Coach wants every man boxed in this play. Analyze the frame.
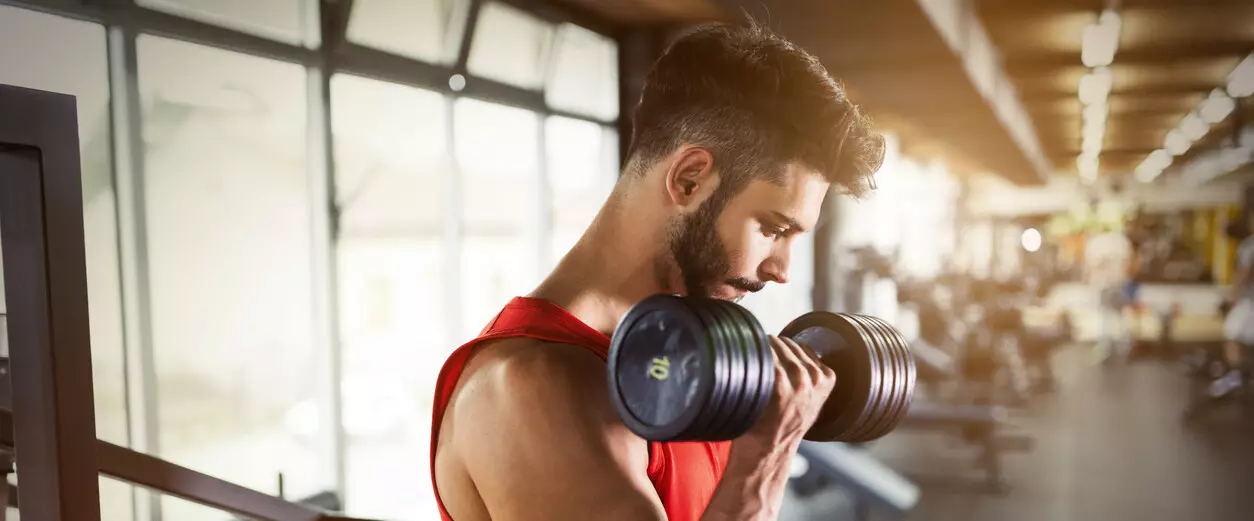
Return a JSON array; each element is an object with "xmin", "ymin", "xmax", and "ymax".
[
  {"xmin": 430, "ymin": 23, "xmax": 884, "ymax": 521},
  {"xmin": 1214, "ymin": 211, "xmax": 1254, "ymax": 397},
  {"xmin": 1085, "ymin": 221, "xmax": 1135, "ymax": 363}
]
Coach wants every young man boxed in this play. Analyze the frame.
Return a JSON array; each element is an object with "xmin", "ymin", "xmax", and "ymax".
[
  {"xmin": 1214, "ymin": 212, "xmax": 1254, "ymax": 397},
  {"xmin": 430, "ymin": 23, "xmax": 885, "ymax": 521}
]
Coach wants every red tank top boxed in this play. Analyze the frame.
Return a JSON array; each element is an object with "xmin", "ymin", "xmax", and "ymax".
[{"xmin": 430, "ymin": 297, "xmax": 731, "ymax": 521}]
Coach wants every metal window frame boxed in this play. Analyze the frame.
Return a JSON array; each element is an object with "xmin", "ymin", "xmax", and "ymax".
[
  {"xmin": 0, "ymin": 0, "xmax": 629, "ymax": 519},
  {"xmin": 0, "ymin": 83, "xmax": 103, "ymax": 521}
]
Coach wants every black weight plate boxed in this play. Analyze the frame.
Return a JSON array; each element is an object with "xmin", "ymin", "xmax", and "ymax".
[
  {"xmin": 840, "ymin": 313, "xmax": 897, "ymax": 441},
  {"xmin": 780, "ymin": 312, "xmax": 879, "ymax": 442},
  {"xmin": 723, "ymin": 300, "xmax": 769, "ymax": 440},
  {"xmin": 705, "ymin": 299, "xmax": 751, "ymax": 441},
  {"xmin": 679, "ymin": 297, "xmax": 736, "ymax": 440},
  {"xmin": 877, "ymin": 316, "xmax": 927, "ymax": 429},
  {"xmin": 861, "ymin": 314, "xmax": 915, "ymax": 441},
  {"xmin": 852, "ymin": 315, "xmax": 911, "ymax": 441},
  {"xmin": 720, "ymin": 300, "xmax": 772, "ymax": 438},
  {"xmin": 862, "ymin": 315, "xmax": 911, "ymax": 440},
  {"xmin": 608, "ymin": 294, "xmax": 712, "ymax": 441},
  {"xmin": 710, "ymin": 299, "xmax": 761, "ymax": 440}
]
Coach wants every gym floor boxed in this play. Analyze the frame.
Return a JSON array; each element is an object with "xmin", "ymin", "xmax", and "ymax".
[{"xmin": 785, "ymin": 345, "xmax": 1254, "ymax": 521}]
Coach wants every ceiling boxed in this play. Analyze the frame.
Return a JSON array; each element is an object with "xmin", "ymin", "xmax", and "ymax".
[
  {"xmin": 552, "ymin": 0, "xmax": 1253, "ymax": 185},
  {"xmin": 978, "ymin": 0, "xmax": 1254, "ymax": 180}
]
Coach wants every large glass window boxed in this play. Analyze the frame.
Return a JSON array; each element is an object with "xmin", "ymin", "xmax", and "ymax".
[
  {"xmin": 330, "ymin": 74, "xmax": 450, "ymax": 520},
  {"xmin": 348, "ymin": 0, "xmax": 461, "ymax": 64},
  {"xmin": 467, "ymin": 2, "xmax": 554, "ymax": 90},
  {"xmin": 544, "ymin": 116, "xmax": 618, "ymax": 269},
  {"xmin": 0, "ymin": 6, "xmax": 133, "ymax": 520},
  {"xmin": 136, "ymin": 35, "xmax": 324, "ymax": 519},
  {"xmin": 455, "ymin": 98, "xmax": 542, "ymax": 340},
  {"xmin": 546, "ymin": 23, "xmax": 619, "ymax": 121},
  {"xmin": 137, "ymin": 0, "xmax": 316, "ymax": 46}
]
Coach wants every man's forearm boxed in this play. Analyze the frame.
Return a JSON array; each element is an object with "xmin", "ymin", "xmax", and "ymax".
[{"xmin": 699, "ymin": 443, "xmax": 797, "ymax": 521}]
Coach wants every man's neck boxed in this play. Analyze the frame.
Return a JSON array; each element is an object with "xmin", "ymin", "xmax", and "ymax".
[{"xmin": 529, "ymin": 197, "xmax": 675, "ymax": 336}]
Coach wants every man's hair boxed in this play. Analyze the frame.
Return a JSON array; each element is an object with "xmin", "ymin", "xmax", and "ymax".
[{"xmin": 624, "ymin": 22, "xmax": 885, "ymax": 199}]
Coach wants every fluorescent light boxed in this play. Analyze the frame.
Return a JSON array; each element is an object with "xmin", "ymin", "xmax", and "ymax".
[
  {"xmin": 1082, "ymin": 10, "xmax": 1122, "ymax": 68},
  {"xmin": 1228, "ymin": 54, "xmax": 1254, "ymax": 98},
  {"xmin": 1077, "ymin": 152, "xmax": 1099, "ymax": 180},
  {"xmin": 1165, "ymin": 129, "xmax": 1191, "ymax": 156},
  {"xmin": 1079, "ymin": 66, "xmax": 1113, "ymax": 106},
  {"xmin": 1200, "ymin": 88, "xmax": 1235, "ymax": 123},
  {"xmin": 1136, "ymin": 152, "xmax": 1165, "ymax": 182},
  {"xmin": 1147, "ymin": 149, "xmax": 1173, "ymax": 170},
  {"xmin": 1180, "ymin": 113, "xmax": 1209, "ymax": 140}
]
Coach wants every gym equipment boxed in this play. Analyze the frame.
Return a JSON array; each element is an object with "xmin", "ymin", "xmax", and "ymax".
[
  {"xmin": 607, "ymin": 295, "xmax": 916, "ymax": 443},
  {"xmin": 791, "ymin": 441, "xmax": 920, "ymax": 519}
]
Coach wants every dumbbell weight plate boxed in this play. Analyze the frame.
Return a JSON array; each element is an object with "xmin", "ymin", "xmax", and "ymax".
[
  {"xmin": 867, "ymin": 315, "xmax": 917, "ymax": 437},
  {"xmin": 720, "ymin": 300, "xmax": 774, "ymax": 440},
  {"xmin": 711, "ymin": 299, "xmax": 767, "ymax": 440},
  {"xmin": 839, "ymin": 313, "xmax": 899, "ymax": 442},
  {"xmin": 852, "ymin": 315, "xmax": 915, "ymax": 441},
  {"xmin": 780, "ymin": 312, "xmax": 883, "ymax": 442},
  {"xmin": 684, "ymin": 298, "xmax": 743, "ymax": 440},
  {"xmin": 608, "ymin": 295, "xmax": 716, "ymax": 441}
]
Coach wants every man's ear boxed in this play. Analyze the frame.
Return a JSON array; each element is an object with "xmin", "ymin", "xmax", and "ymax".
[{"xmin": 664, "ymin": 146, "xmax": 718, "ymax": 210}]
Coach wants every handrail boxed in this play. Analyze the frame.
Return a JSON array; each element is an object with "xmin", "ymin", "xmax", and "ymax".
[{"xmin": 0, "ymin": 409, "xmax": 380, "ymax": 521}]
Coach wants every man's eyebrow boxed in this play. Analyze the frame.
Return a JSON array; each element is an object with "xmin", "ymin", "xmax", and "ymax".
[{"xmin": 770, "ymin": 211, "xmax": 806, "ymax": 233}]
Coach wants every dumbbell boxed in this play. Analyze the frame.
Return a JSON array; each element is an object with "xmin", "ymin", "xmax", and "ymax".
[{"xmin": 607, "ymin": 294, "xmax": 916, "ymax": 443}]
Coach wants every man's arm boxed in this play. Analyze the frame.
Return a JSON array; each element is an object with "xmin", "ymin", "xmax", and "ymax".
[
  {"xmin": 444, "ymin": 335, "xmax": 833, "ymax": 521},
  {"xmin": 448, "ymin": 343, "xmax": 666, "ymax": 521}
]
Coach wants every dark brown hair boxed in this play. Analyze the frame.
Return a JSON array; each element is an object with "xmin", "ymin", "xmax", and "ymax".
[{"xmin": 625, "ymin": 22, "xmax": 885, "ymax": 199}]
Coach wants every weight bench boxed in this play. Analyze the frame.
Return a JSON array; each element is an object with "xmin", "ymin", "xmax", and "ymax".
[
  {"xmin": 898, "ymin": 402, "xmax": 1033, "ymax": 492},
  {"xmin": 790, "ymin": 442, "xmax": 920, "ymax": 521}
]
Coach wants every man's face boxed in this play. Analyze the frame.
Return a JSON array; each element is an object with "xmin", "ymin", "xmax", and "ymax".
[{"xmin": 668, "ymin": 163, "xmax": 829, "ymax": 301}]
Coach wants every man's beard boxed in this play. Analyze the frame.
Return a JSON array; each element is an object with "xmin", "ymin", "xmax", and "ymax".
[{"xmin": 666, "ymin": 197, "xmax": 766, "ymax": 300}]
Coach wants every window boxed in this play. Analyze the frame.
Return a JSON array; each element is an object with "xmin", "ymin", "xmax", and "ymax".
[
  {"xmin": 138, "ymin": 0, "xmax": 317, "ymax": 46},
  {"xmin": 330, "ymin": 74, "xmax": 450, "ymax": 520},
  {"xmin": 467, "ymin": 2, "xmax": 554, "ymax": 90},
  {"xmin": 136, "ymin": 35, "xmax": 324, "ymax": 519},
  {"xmin": 546, "ymin": 23, "xmax": 619, "ymax": 121},
  {"xmin": 544, "ymin": 116, "xmax": 618, "ymax": 270},
  {"xmin": 455, "ymin": 98, "xmax": 542, "ymax": 340},
  {"xmin": 0, "ymin": 6, "xmax": 132, "ymax": 520},
  {"xmin": 348, "ymin": 0, "xmax": 461, "ymax": 64}
]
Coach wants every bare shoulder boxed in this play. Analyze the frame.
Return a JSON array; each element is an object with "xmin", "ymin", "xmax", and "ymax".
[{"xmin": 448, "ymin": 337, "xmax": 617, "ymax": 433}]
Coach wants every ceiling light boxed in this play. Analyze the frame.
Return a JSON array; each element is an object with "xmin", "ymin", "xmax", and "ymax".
[
  {"xmin": 1165, "ymin": 129, "xmax": 1191, "ymax": 156},
  {"xmin": 1228, "ymin": 54, "xmax": 1254, "ymax": 98},
  {"xmin": 1180, "ymin": 113, "xmax": 1209, "ymax": 141},
  {"xmin": 1200, "ymin": 89, "xmax": 1235, "ymax": 123},
  {"xmin": 1077, "ymin": 152, "xmax": 1099, "ymax": 179},
  {"xmin": 1079, "ymin": 67, "xmax": 1113, "ymax": 106},
  {"xmin": 1081, "ymin": 10, "xmax": 1122, "ymax": 68},
  {"xmin": 1146, "ymin": 149, "xmax": 1173, "ymax": 170}
]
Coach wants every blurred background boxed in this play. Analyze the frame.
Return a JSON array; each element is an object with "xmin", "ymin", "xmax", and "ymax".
[{"xmin": 0, "ymin": 0, "xmax": 1252, "ymax": 520}]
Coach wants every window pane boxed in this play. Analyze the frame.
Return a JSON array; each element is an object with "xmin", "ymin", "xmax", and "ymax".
[
  {"xmin": 455, "ymin": 99, "xmax": 541, "ymax": 340},
  {"xmin": 0, "ymin": 7, "xmax": 132, "ymax": 520},
  {"xmin": 348, "ymin": 0, "xmax": 458, "ymax": 64},
  {"xmin": 467, "ymin": 2, "xmax": 554, "ymax": 90},
  {"xmin": 137, "ymin": 0, "xmax": 316, "ymax": 46},
  {"xmin": 331, "ymin": 74, "xmax": 450, "ymax": 520},
  {"xmin": 137, "ymin": 35, "xmax": 324, "ymax": 516},
  {"xmin": 545, "ymin": 117, "xmax": 617, "ymax": 269},
  {"xmin": 546, "ymin": 24, "xmax": 619, "ymax": 121}
]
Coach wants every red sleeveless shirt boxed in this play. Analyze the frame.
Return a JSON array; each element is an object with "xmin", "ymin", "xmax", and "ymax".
[{"xmin": 430, "ymin": 297, "xmax": 731, "ymax": 520}]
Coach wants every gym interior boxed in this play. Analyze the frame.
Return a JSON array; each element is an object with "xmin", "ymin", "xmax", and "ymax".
[{"xmin": 1, "ymin": 0, "xmax": 1253, "ymax": 520}]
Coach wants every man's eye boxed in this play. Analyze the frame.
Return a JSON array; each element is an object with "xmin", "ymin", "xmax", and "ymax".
[{"xmin": 764, "ymin": 226, "xmax": 787, "ymax": 238}]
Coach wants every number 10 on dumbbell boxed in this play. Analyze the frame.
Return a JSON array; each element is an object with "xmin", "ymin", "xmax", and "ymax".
[{"xmin": 608, "ymin": 295, "xmax": 916, "ymax": 443}]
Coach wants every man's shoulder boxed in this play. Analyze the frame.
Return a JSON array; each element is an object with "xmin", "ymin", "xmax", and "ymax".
[{"xmin": 455, "ymin": 337, "xmax": 610, "ymax": 414}]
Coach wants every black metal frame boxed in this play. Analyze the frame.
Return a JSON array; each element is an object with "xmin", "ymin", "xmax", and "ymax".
[
  {"xmin": 0, "ymin": 84, "xmax": 103, "ymax": 521},
  {"xmin": 0, "ymin": 83, "xmax": 385, "ymax": 521}
]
